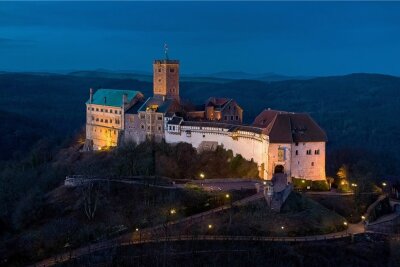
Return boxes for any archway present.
[274,165,284,174]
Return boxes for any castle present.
[84,56,327,181]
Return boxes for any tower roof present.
[86,89,140,107]
[154,59,179,64]
[252,109,327,143]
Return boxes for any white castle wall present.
[267,142,326,180]
[290,142,326,180]
[165,125,269,179]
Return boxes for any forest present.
[0,71,399,265]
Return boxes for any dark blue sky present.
[1,1,400,76]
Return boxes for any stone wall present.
[165,126,269,178]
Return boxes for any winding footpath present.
[28,190,392,267]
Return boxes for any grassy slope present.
[189,192,345,237]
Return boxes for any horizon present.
[1,2,400,76]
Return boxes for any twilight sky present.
[1,1,400,76]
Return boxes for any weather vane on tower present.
[164,43,169,60]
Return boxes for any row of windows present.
[295,149,320,155]
[158,68,175,73]
[224,115,239,121]
[88,107,121,114]
[141,124,162,132]
[92,128,117,135]
[92,116,120,124]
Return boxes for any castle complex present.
[85,56,327,181]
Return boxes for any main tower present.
[153,45,180,101]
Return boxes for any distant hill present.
[190,71,313,81]
[0,71,399,173]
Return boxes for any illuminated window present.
[278,148,285,161]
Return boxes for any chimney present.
[89,88,93,103]
[122,93,128,107]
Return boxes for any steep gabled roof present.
[87,89,140,107]
[137,97,177,114]
[252,109,327,143]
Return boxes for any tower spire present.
[164,43,169,60]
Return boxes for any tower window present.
[170,68,175,73]
[295,150,298,155]
[315,149,320,155]
[306,149,312,155]
[158,68,161,72]
[311,162,314,166]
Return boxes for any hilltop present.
[0,71,399,175]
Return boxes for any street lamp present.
[225,194,230,199]
[281,226,285,230]
[200,173,205,179]
[382,182,387,187]
[361,215,366,220]
[170,208,176,215]
[343,221,348,234]
[208,224,213,229]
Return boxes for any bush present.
[311,180,330,191]
[291,178,329,191]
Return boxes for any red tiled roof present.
[252,109,327,143]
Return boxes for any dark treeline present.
[1,72,400,175]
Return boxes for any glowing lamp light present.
[200,173,205,179]
[170,209,176,215]
[361,216,366,220]
[281,226,285,230]
[135,228,139,232]
[382,182,387,187]
[208,224,213,229]
[343,221,348,226]
[301,180,305,184]
[225,194,230,199]
[263,181,267,185]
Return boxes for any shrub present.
[291,178,329,191]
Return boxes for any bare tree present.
[81,182,100,221]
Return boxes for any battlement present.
[154,59,179,64]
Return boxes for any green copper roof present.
[87,89,140,107]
